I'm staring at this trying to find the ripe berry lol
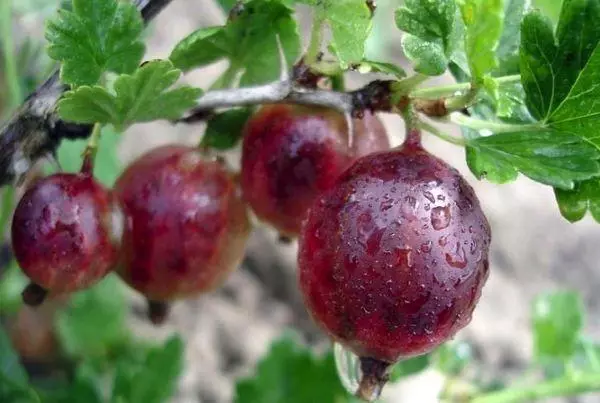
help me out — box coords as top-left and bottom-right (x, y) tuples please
(12, 172), (122, 306)
(115, 145), (250, 324)
(241, 104), (390, 237)
(298, 131), (490, 399)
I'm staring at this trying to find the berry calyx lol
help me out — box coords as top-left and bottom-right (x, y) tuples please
(241, 104), (390, 237)
(115, 145), (250, 323)
(11, 172), (123, 305)
(298, 135), (490, 399)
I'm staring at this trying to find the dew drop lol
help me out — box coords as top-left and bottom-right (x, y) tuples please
(380, 198), (394, 211)
(445, 242), (468, 269)
(423, 191), (435, 203)
(395, 247), (414, 268)
(431, 205), (451, 230)
(438, 235), (448, 247)
(437, 194), (446, 202)
(420, 241), (432, 253)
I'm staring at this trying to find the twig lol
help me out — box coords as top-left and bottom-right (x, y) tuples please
(0, 0), (174, 188)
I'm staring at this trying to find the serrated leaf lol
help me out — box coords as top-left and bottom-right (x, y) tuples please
(521, 1), (600, 121)
(46, 0), (145, 86)
(555, 178), (600, 222)
(55, 275), (128, 358)
(58, 60), (202, 130)
(459, 0), (504, 81)
(126, 337), (184, 403)
(532, 291), (584, 360)
(57, 127), (122, 187)
(402, 34), (447, 76)
(235, 337), (350, 403)
(466, 131), (600, 189)
(202, 108), (252, 150)
(495, 0), (527, 76)
(169, 26), (230, 72)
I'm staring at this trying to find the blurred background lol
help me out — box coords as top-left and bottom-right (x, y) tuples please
(1, 0), (599, 402)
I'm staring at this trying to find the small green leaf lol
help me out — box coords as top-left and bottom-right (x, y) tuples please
(169, 26), (229, 72)
(395, 0), (458, 76)
(55, 275), (128, 358)
(301, 0), (372, 66)
(235, 337), (350, 403)
(126, 337), (184, 403)
(57, 127), (122, 187)
(46, 0), (145, 86)
(401, 34), (447, 76)
(459, 0), (504, 81)
(434, 341), (473, 375)
(389, 354), (430, 381)
(202, 108), (252, 150)
(58, 60), (202, 130)
(555, 178), (600, 222)
(467, 131), (600, 189)
(532, 291), (584, 360)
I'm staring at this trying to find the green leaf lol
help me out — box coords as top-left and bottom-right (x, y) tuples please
(459, 0), (504, 81)
(467, 131), (600, 189)
(532, 291), (584, 360)
(0, 325), (39, 403)
(235, 337), (350, 403)
(169, 0), (300, 85)
(395, 0), (458, 76)
(216, 0), (239, 13)
(202, 108), (252, 150)
(56, 127), (122, 187)
(495, 0), (527, 76)
(520, 1), (600, 121)
(0, 260), (28, 315)
(555, 178), (600, 222)
(125, 337), (184, 403)
(401, 34), (447, 76)
(58, 60), (201, 130)
(303, 0), (372, 66)
(55, 275), (128, 358)
(433, 341), (473, 375)
(389, 354), (430, 381)
(570, 338), (600, 372)
(46, 0), (145, 86)
(169, 26), (229, 72)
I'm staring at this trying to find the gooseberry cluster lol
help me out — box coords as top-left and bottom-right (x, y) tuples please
(10, 104), (490, 400)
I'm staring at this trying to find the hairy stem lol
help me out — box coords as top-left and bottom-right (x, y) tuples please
(471, 374), (600, 403)
(0, 0), (22, 109)
(411, 75), (521, 99)
(419, 120), (467, 147)
(449, 112), (544, 133)
(81, 123), (102, 174)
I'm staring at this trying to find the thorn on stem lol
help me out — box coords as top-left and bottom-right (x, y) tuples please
(276, 34), (290, 82)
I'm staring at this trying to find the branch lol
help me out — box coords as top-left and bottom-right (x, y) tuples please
(0, 0), (174, 188)
(181, 79), (395, 122)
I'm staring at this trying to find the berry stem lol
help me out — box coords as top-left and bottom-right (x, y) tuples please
(410, 74), (521, 99)
(22, 282), (48, 307)
(419, 121), (467, 147)
(400, 103), (423, 148)
(0, 0), (23, 110)
(448, 113), (545, 134)
(471, 373), (600, 403)
(147, 300), (170, 325)
(81, 123), (102, 174)
(356, 357), (391, 402)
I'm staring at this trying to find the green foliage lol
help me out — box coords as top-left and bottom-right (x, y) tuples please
(396, 0), (458, 76)
(170, 0), (300, 86)
(532, 292), (584, 360)
(46, 0), (145, 86)
(466, 131), (600, 189)
(58, 60), (201, 131)
(555, 178), (600, 222)
(235, 337), (352, 403)
(202, 108), (253, 150)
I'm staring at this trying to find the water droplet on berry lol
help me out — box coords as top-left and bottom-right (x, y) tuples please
(423, 191), (435, 203)
(420, 241), (432, 253)
(445, 243), (468, 269)
(431, 205), (451, 230)
(439, 235), (448, 246)
(395, 247), (414, 268)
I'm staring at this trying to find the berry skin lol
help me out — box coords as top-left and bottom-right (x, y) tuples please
(115, 145), (250, 311)
(11, 173), (122, 302)
(298, 141), (491, 366)
(241, 104), (390, 237)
